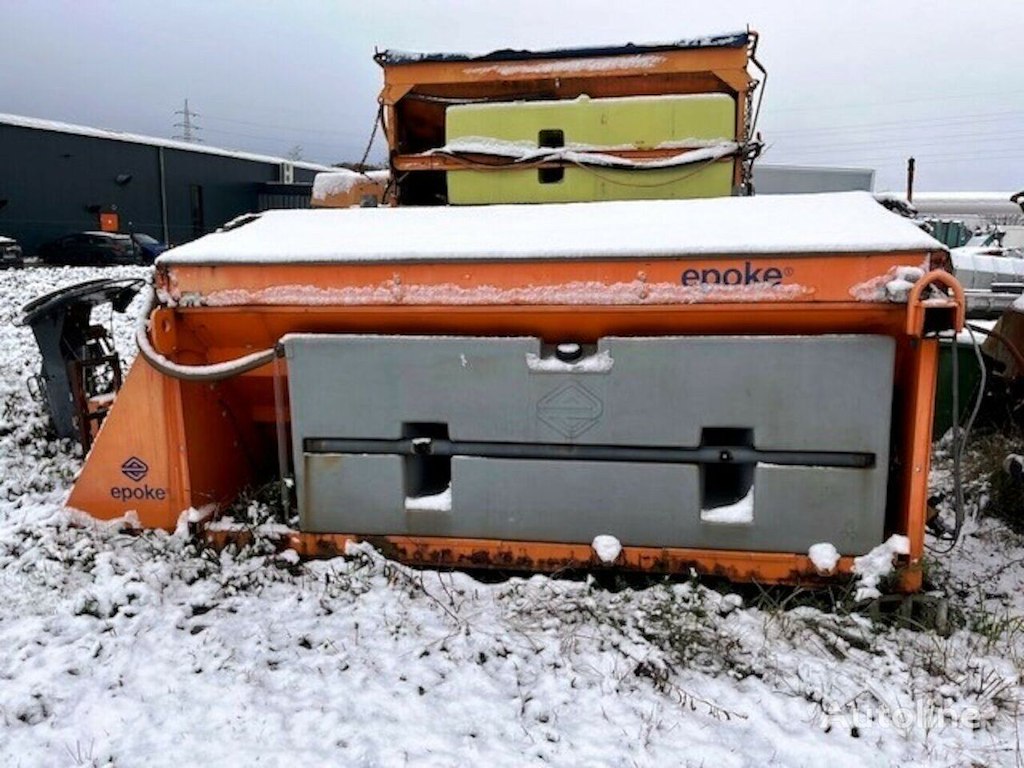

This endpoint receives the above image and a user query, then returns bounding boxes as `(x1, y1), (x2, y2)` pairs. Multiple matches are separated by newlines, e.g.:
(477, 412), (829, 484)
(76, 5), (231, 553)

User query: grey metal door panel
(450, 457), (699, 545)
(287, 333), (895, 555)
(750, 464), (884, 554)
(285, 334), (893, 450)
(301, 456), (884, 554)
(596, 336), (894, 452)
(304, 454), (406, 531)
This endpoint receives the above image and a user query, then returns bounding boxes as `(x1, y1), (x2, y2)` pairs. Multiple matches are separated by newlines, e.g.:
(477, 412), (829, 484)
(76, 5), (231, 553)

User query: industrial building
(0, 113), (333, 255)
(753, 163), (875, 195)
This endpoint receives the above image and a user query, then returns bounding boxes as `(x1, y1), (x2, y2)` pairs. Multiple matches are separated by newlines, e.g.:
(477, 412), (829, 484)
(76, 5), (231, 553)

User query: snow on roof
(0, 112), (334, 173)
(375, 32), (749, 66)
(159, 192), (944, 267)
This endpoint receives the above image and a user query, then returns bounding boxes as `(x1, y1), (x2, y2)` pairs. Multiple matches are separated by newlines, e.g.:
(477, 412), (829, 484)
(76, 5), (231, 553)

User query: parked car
(131, 232), (169, 264)
(36, 231), (156, 266)
(0, 236), (22, 268)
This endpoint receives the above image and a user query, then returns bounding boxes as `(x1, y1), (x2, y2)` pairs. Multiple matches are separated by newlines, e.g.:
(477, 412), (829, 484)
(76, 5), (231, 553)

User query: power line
(767, 128), (1024, 155)
(766, 144), (1024, 161)
(765, 133), (1024, 157)
(768, 87), (1024, 115)
(201, 112), (368, 140)
(200, 126), (357, 156)
(762, 109), (1024, 138)
(763, 143), (1024, 164)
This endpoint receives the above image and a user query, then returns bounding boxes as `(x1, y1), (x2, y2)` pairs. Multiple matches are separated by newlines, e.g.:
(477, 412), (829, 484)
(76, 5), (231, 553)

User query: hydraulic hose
(135, 287), (281, 382)
(929, 324), (987, 554)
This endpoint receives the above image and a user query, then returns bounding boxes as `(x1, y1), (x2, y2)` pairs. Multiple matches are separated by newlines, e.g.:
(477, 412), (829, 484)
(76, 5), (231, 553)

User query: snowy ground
(1, 266), (1023, 767)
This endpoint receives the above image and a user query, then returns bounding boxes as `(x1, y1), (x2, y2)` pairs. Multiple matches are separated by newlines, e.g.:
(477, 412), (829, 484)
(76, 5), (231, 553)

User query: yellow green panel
(445, 94), (736, 147)
(447, 161), (734, 205)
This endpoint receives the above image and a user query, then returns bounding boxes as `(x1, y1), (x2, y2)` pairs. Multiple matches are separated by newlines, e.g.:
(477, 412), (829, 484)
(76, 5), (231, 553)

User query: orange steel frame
(65, 35), (964, 591)
(67, 255), (963, 591)
(378, 40), (757, 198)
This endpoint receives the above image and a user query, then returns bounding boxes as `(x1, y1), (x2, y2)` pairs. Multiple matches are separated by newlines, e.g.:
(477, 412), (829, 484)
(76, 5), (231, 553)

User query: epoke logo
(537, 382), (604, 438)
(120, 456), (149, 482)
(681, 261), (791, 287)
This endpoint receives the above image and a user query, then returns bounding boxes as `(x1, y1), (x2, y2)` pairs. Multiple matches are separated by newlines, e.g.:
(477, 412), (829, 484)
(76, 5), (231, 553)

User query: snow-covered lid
(0, 113), (334, 173)
(376, 33), (750, 66)
(159, 192), (944, 267)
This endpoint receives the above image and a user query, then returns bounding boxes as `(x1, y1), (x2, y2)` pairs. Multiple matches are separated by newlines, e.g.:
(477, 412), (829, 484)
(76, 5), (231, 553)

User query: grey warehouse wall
(0, 124), (319, 255)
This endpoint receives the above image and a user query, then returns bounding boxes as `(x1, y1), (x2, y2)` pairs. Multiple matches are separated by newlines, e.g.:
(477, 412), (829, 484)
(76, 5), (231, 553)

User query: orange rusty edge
(157, 251), (935, 302)
(892, 272), (963, 592)
(378, 46), (753, 89)
(895, 338), (940, 592)
(156, 303), (916, 366)
(203, 528), (860, 586)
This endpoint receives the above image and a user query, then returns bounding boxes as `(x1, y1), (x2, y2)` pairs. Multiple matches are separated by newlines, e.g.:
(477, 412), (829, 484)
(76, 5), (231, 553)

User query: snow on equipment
(66, 33), (964, 591)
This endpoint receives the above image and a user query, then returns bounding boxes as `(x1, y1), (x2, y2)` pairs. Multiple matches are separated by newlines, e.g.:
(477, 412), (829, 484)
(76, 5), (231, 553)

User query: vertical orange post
(896, 337), (940, 591)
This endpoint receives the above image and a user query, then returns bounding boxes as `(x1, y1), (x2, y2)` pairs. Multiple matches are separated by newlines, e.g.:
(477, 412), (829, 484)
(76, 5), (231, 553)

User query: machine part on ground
(62, 35), (966, 593)
(21, 278), (144, 449)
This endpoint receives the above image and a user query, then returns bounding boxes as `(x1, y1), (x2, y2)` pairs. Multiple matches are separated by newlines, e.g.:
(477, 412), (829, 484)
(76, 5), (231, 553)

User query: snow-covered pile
(2, 267), (1023, 766)
(311, 169), (388, 204)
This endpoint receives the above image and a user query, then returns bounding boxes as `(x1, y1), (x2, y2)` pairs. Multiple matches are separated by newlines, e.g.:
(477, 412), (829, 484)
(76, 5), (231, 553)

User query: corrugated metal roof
(0, 112), (335, 172)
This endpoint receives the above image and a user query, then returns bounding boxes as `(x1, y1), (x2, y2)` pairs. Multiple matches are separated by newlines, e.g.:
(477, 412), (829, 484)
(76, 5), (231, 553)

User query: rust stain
(198, 526), (883, 589)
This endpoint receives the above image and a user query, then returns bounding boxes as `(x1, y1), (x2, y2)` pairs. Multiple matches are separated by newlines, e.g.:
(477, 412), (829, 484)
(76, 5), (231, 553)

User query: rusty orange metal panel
(277, 532), (858, 586)
(156, 253), (938, 307)
(67, 358), (186, 527)
(68, 356), (262, 528)
(378, 46), (753, 93)
(893, 338), (941, 592)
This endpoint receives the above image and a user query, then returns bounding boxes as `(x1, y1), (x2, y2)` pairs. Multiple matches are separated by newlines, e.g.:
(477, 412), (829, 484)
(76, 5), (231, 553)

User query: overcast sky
(3, 1), (1021, 192)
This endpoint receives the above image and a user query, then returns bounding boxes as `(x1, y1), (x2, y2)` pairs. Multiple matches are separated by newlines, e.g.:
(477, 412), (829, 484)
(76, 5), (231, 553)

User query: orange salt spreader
(67, 32), (963, 591)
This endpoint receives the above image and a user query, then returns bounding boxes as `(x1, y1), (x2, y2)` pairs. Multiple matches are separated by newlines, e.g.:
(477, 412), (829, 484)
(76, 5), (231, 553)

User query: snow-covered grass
(1, 266), (1023, 766)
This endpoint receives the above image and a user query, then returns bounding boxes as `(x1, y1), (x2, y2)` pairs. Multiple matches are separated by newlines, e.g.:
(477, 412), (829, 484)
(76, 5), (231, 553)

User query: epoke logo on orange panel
(120, 456), (149, 482)
(681, 261), (791, 286)
(112, 456), (167, 502)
